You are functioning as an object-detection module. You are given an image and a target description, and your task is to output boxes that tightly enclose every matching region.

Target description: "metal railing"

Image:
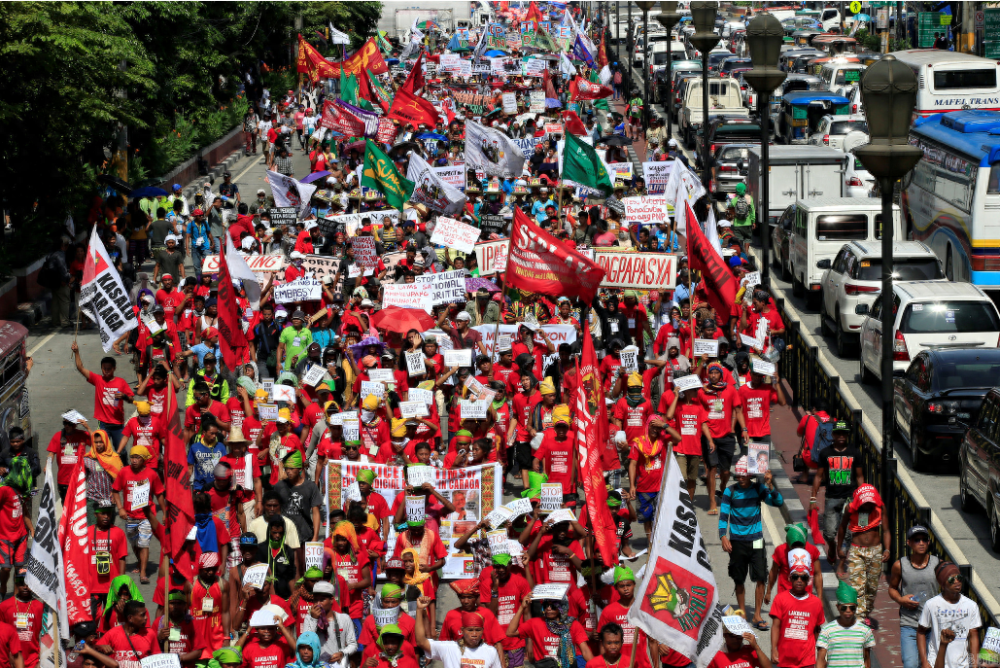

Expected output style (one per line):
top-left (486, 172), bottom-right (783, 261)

top-left (772, 294), bottom-right (998, 628)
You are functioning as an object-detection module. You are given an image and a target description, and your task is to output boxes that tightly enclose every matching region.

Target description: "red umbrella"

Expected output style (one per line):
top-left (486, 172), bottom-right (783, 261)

top-left (370, 306), bottom-right (436, 334)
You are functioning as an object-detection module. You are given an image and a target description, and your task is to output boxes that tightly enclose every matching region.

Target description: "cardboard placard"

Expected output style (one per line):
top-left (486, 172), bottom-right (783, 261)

top-left (304, 542), bottom-right (324, 570)
top-left (406, 351), bottom-right (426, 377)
top-left (485, 507), bottom-right (515, 529)
top-left (301, 254), bottom-right (341, 282)
top-left (242, 563), bottom-right (270, 589)
top-left (272, 385), bottom-right (296, 403)
top-left (302, 365), bottom-right (326, 387)
top-left (360, 380), bottom-right (385, 400)
top-left (257, 403), bottom-right (279, 422)
top-left (673, 375), bottom-right (703, 393)
top-left (61, 409), bottom-right (88, 424)
top-left (399, 401), bottom-right (429, 418)
top-left (460, 400), bottom-right (489, 420)
top-left (504, 498), bottom-right (534, 520)
top-left (430, 216), bottom-right (481, 254)
top-left (382, 283), bottom-right (433, 313)
top-left (693, 339), bottom-right (720, 357)
top-left (620, 346), bottom-right (639, 374)
top-left (547, 508), bottom-right (576, 525)
top-left (406, 495), bottom-right (426, 523)
top-left (743, 271), bottom-right (761, 288)
top-left (408, 387), bottom-right (434, 406)
top-left (532, 583), bottom-right (570, 600)
top-left (752, 359), bottom-right (776, 376)
top-left (444, 349), bottom-right (473, 368)
top-left (414, 269), bottom-right (467, 306)
top-left (274, 278), bottom-right (323, 304)
top-left (746, 442), bottom-right (770, 476)
top-left (540, 483), bottom-right (562, 513)
top-left (368, 369), bottom-right (395, 385)
top-left (407, 465), bottom-right (436, 488)
top-left (622, 195), bottom-right (669, 225)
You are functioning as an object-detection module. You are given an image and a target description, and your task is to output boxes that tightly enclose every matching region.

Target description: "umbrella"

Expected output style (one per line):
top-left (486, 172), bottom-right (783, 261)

top-left (371, 307), bottom-right (436, 334)
top-left (485, 49), bottom-right (507, 57)
top-left (853, 13), bottom-right (871, 22)
top-left (386, 58), bottom-right (400, 66)
top-left (128, 186), bottom-right (168, 199)
top-left (466, 278), bottom-right (500, 293)
top-left (414, 132), bottom-right (447, 142)
top-left (301, 171), bottom-right (331, 184)
top-left (597, 135), bottom-right (633, 147)
top-left (388, 141), bottom-right (425, 160)
top-left (351, 336), bottom-right (386, 362)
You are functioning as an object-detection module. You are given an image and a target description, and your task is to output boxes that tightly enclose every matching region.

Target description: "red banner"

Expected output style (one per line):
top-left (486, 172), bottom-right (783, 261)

top-left (569, 76), bottom-right (613, 101)
top-left (297, 35), bottom-right (339, 82)
top-left (686, 202), bottom-right (739, 319)
top-left (217, 244), bottom-right (250, 371)
top-left (507, 208), bottom-right (606, 303)
top-left (320, 100), bottom-right (366, 135)
top-left (59, 456), bottom-right (92, 626)
top-left (388, 87), bottom-right (440, 130)
top-left (331, 37), bottom-right (389, 77)
top-left (575, 328), bottom-right (619, 567)
top-left (401, 51), bottom-right (426, 95)
top-left (162, 388), bottom-right (196, 581)
top-left (560, 110), bottom-right (589, 136)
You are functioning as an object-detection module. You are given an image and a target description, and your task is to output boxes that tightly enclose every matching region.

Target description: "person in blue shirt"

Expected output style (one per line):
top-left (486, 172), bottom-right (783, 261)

top-left (531, 188), bottom-right (556, 223)
top-left (184, 327), bottom-right (222, 371)
top-left (187, 418), bottom-right (227, 491)
top-left (185, 209), bottom-right (213, 280)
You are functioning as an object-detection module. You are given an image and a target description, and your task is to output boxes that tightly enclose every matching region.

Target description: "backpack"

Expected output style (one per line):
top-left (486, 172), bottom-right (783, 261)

top-left (734, 196), bottom-right (750, 220)
top-left (809, 417), bottom-right (835, 461)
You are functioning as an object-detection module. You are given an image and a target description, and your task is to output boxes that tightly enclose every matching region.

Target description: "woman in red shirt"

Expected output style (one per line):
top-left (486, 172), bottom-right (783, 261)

top-left (709, 615), bottom-right (773, 668)
top-left (508, 593), bottom-right (595, 665)
top-left (534, 405), bottom-right (576, 503)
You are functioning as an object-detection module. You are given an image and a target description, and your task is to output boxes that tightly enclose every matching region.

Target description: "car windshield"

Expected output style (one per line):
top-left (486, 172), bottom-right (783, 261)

top-left (933, 360), bottom-right (1000, 389)
top-left (901, 301), bottom-right (1000, 334)
top-left (708, 53), bottom-right (731, 66)
top-left (830, 120), bottom-right (868, 135)
top-left (855, 258), bottom-right (942, 281)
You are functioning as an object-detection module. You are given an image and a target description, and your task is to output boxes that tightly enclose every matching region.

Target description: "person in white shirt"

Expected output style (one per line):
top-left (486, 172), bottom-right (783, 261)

top-left (414, 596), bottom-right (503, 668)
top-left (300, 580), bottom-right (358, 665)
top-left (917, 562), bottom-right (981, 668)
top-left (258, 116), bottom-right (273, 158)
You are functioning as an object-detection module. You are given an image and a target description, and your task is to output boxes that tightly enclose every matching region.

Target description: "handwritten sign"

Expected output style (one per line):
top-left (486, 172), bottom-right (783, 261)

top-left (540, 482), bottom-right (563, 513)
top-left (243, 563), bottom-right (270, 589)
top-left (533, 583), bottom-right (570, 600)
top-left (399, 401), bottom-right (429, 418)
top-left (408, 387), bottom-right (434, 406)
top-left (351, 236), bottom-right (378, 268)
top-left (722, 615), bottom-right (756, 639)
top-left (673, 374), bottom-right (704, 394)
top-left (547, 508), bottom-right (576, 525)
top-left (272, 385), bottom-right (296, 403)
top-left (505, 498), bottom-right (534, 519)
top-left (460, 400), bottom-right (489, 420)
top-left (345, 481), bottom-right (363, 502)
top-left (141, 656), bottom-right (181, 668)
top-left (274, 278), bottom-right (322, 304)
top-left (743, 271), bottom-right (761, 288)
top-left (61, 410), bottom-right (87, 424)
top-left (622, 195), bottom-right (669, 225)
top-left (752, 359), bottom-right (776, 376)
top-left (382, 283), bottom-right (433, 313)
top-left (257, 403), bottom-right (279, 422)
top-left (305, 542), bottom-right (324, 570)
top-left (131, 483), bottom-right (150, 510)
top-left (406, 495), bottom-right (426, 523)
top-left (360, 380), bottom-right (385, 400)
top-left (475, 239), bottom-right (510, 276)
top-left (414, 269), bottom-right (467, 306)
top-left (693, 338), bottom-right (720, 357)
top-left (620, 346), bottom-right (639, 374)
top-left (302, 364), bottom-right (326, 387)
top-left (485, 507), bottom-right (515, 529)
top-left (407, 466), bottom-right (436, 488)
top-left (502, 92), bottom-right (518, 114)
top-left (406, 351), bottom-right (426, 377)
top-left (368, 369), bottom-right (395, 385)
top-left (444, 349), bottom-right (473, 367)
top-left (430, 216), bottom-right (481, 254)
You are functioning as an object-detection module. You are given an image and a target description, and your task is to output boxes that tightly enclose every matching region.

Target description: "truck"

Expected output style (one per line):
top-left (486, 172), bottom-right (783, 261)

top-left (678, 77), bottom-right (750, 151)
top-left (378, 4), bottom-right (470, 39)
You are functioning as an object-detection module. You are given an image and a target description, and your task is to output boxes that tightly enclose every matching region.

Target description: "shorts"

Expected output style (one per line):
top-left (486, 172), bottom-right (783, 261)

top-left (125, 519), bottom-right (153, 549)
top-left (728, 540), bottom-right (767, 584)
top-left (824, 497), bottom-right (849, 542)
top-left (675, 454), bottom-right (700, 485)
top-left (507, 647), bottom-right (526, 668)
top-left (512, 441), bottom-right (534, 470)
top-left (0, 536), bottom-right (27, 569)
top-left (714, 434), bottom-right (737, 474)
top-left (637, 492), bottom-right (658, 523)
top-left (702, 434), bottom-right (724, 469)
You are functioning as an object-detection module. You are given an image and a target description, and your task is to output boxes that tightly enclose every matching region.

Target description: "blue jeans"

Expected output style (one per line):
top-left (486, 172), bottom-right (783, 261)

top-left (901, 625), bottom-right (923, 668)
top-left (100, 421), bottom-right (124, 461)
top-left (192, 247), bottom-right (208, 278)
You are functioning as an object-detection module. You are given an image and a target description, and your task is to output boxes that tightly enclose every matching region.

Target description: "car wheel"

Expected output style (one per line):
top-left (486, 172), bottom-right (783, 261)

top-left (991, 498), bottom-right (1000, 553)
top-left (835, 320), bottom-right (855, 358)
top-left (820, 310), bottom-right (832, 336)
top-left (959, 458), bottom-right (979, 512)
top-left (780, 256), bottom-right (791, 282)
top-left (771, 246), bottom-right (781, 269)
top-left (860, 357), bottom-right (875, 385)
top-left (910, 429), bottom-right (925, 472)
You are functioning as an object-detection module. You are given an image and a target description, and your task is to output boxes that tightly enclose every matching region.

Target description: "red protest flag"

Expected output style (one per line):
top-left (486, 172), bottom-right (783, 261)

top-left (161, 387), bottom-right (196, 581)
top-left (401, 51), bottom-right (426, 95)
top-left (685, 201), bottom-right (739, 319)
top-left (598, 33), bottom-right (609, 69)
top-left (59, 455), bottom-right (93, 626)
top-left (388, 87), bottom-right (440, 130)
top-left (507, 208), bottom-right (606, 303)
top-left (560, 110), bottom-right (589, 136)
top-left (297, 35), bottom-right (339, 81)
top-left (216, 240), bottom-right (250, 371)
top-left (525, 1), bottom-right (545, 26)
top-left (575, 330), bottom-right (619, 567)
top-left (543, 69), bottom-right (559, 101)
top-left (336, 38), bottom-right (389, 77)
top-left (569, 76), bottom-right (613, 101)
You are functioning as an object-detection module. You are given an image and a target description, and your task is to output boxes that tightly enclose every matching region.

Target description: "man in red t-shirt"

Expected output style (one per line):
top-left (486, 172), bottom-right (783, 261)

top-left (587, 623), bottom-right (650, 668)
top-left (709, 619), bottom-right (769, 668)
top-left (156, 274), bottom-right (185, 321)
top-left (111, 446), bottom-right (165, 585)
top-left (481, 554), bottom-right (530, 660)
top-left (183, 381), bottom-right (231, 443)
top-left (699, 362), bottom-right (747, 514)
top-left (525, 518), bottom-right (585, 589)
top-left (87, 504), bottom-right (129, 612)
top-left (0, 571), bottom-right (43, 668)
top-left (627, 417), bottom-right (680, 534)
top-left (0, 619), bottom-right (22, 668)
top-left (534, 406), bottom-right (576, 501)
top-left (0, 478), bottom-right (29, 597)
top-left (768, 565), bottom-right (824, 668)
top-left (119, 401), bottom-right (161, 470)
top-left (95, 600), bottom-right (160, 667)
top-left (739, 369), bottom-right (786, 445)
top-left (666, 385), bottom-right (714, 503)
top-left (72, 341), bottom-right (134, 450)
top-left (613, 373), bottom-right (655, 448)
top-left (46, 418), bottom-right (90, 500)
top-left (241, 613), bottom-right (296, 668)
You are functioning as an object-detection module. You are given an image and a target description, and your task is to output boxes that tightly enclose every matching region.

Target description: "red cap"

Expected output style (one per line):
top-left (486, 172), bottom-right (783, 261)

top-left (202, 327), bottom-right (219, 339)
top-left (461, 611), bottom-right (484, 628)
top-left (193, 208), bottom-right (204, 216)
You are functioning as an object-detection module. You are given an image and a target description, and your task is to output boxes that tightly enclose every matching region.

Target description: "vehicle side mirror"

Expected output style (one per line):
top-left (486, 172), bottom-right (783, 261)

top-left (817, 259), bottom-right (832, 269)
top-left (855, 304), bottom-right (869, 316)
top-left (892, 368), bottom-right (906, 378)
top-left (737, 159), bottom-right (746, 171)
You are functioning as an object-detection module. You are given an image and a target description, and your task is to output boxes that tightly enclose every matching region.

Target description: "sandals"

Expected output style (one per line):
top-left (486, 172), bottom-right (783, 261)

top-left (752, 620), bottom-right (769, 631)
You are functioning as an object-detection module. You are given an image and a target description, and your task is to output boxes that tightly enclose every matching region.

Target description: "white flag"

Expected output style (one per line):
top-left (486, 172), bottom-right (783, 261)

top-left (705, 206), bottom-right (723, 257)
top-left (626, 452), bottom-right (724, 668)
top-left (465, 120), bottom-right (527, 178)
top-left (78, 225), bottom-right (139, 352)
top-left (600, 65), bottom-right (613, 85)
top-left (664, 160), bottom-right (707, 234)
top-left (406, 153), bottom-right (467, 216)
top-left (226, 236), bottom-right (262, 310)
top-left (25, 460), bottom-right (70, 640)
top-left (560, 52), bottom-right (577, 77)
top-left (265, 169), bottom-right (316, 218)
top-left (329, 22), bottom-right (351, 45)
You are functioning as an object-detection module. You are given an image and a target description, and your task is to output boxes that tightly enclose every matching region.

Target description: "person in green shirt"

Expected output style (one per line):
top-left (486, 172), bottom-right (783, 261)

top-left (628, 95), bottom-right (644, 141)
top-left (728, 182), bottom-right (756, 244)
top-left (278, 309), bottom-right (313, 373)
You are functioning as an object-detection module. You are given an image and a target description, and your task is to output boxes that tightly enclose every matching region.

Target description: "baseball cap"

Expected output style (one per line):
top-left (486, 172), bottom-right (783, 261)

top-left (291, 309), bottom-right (306, 321)
top-left (313, 581), bottom-right (336, 595)
top-left (832, 420), bottom-right (851, 433)
top-left (456, 311), bottom-right (472, 322)
top-left (907, 525), bottom-right (930, 540)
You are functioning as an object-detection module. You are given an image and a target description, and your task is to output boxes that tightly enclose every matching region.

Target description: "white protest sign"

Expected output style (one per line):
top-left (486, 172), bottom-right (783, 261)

top-left (433, 165), bottom-right (466, 190)
top-left (407, 465), bottom-right (436, 488)
top-left (460, 400), bottom-right (489, 420)
top-left (643, 160), bottom-right (674, 195)
top-left (620, 346), bottom-right (639, 374)
top-left (444, 349), bottom-right (473, 368)
top-left (606, 162), bottom-right (634, 182)
top-left (302, 364), bottom-right (326, 387)
top-left (532, 583), bottom-right (570, 600)
top-left (406, 495), bottom-right (426, 523)
top-left (131, 483), bottom-right (150, 510)
top-left (504, 497), bottom-right (534, 519)
top-left (304, 542), bottom-right (324, 570)
top-left (540, 482), bottom-right (562, 513)
top-left (622, 195), bottom-right (669, 225)
top-left (352, 236), bottom-right (378, 268)
top-left (430, 216), bottom-right (481, 254)
top-left (752, 359), bottom-right (776, 376)
top-left (722, 615), bottom-right (756, 639)
top-left (360, 380), bottom-right (385, 400)
top-left (529, 89), bottom-right (545, 113)
top-left (485, 506), bottom-right (515, 529)
top-left (141, 656), bottom-right (181, 668)
top-left (673, 375), bottom-right (704, 393)
top-left (345, 481), bottom-right (363, 502)
top-left (487, 529), bottom-right (510, 555)
top-left (984, 628), bottom-right (1000, 654)
top-left (272, 385), bottom-right (296, 403)
top-left (61, 410), bottom-right (88, 424)
top-left (414, 269), bottom-right (467, 306)
top-left (408, 387), bottom-right (434, 406)
top-left (743, 271), bottom-right (761, 288)
top-left (740, 333), bottom-right (763, 349)
top-left (475, 239), bottom-right (510, 276)
top-left (399, 401), bottom-right (429, 418)
top-left (374, 603), bottom-right (401, 630)
top-left (243, 563), bottom-right (270, 589)
top-left (547, 508), bottom-right (576, 525)
top-left (369, 369), bottom-right (395, 385)
top-left (406, 351), bottom-right (426, 377)
top-left (382, 283), bottom-right (433, 313)
top-left (257, 403), bottom-right (279, 422)
top-left (693, 338), bottom-right (720, 357)
top-left (746, 442), bottom-right (770, 476)
top-left (502, 92), bottom-right (518, 114)
top-left (274, 278), bottom-right (322, 304)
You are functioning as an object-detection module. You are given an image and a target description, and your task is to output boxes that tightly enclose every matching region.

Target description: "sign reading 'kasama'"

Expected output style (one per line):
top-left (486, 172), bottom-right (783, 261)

top-left (594, 250), bottom-right (678, 290)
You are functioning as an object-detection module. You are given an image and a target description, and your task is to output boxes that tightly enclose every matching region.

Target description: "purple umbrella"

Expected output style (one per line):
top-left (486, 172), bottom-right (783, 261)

top-left (301, 171), bottom-right (331, 184)
top-left (350, 336), bottom-right (385, 362)
top-left (466, 277), bottom-right (500, 293)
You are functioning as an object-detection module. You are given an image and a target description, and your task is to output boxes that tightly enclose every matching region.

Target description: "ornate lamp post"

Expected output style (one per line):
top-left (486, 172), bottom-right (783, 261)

top-left (854, 55), bottom-right (922, 546)
top-left (655, 2), bottom-right (683, 142)
top-left (742, 12), bottom-right (786, 288)
top-left (689, 1), bottom-right (720, 190)
top-left (635, 2), bottom-right (657, 131)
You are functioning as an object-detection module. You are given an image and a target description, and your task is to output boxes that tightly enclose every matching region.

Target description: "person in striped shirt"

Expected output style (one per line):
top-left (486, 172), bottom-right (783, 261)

top-left (719, 456), bottom-right (783, 631)
top-left (817, 581), bottom-right (875, 668)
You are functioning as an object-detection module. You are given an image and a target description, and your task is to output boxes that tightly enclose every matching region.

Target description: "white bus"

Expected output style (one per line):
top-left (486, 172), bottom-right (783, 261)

top-left (893, 50), bottom-right (1000, 117)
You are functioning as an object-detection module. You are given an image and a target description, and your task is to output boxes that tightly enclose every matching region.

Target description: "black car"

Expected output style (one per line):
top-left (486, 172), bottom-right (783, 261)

top-left (960, 385), bottom-right (1000, 550)
top-left (696, 117), bottom-right (761, 171)
top-left (894, 349), bottom-right (1000, 471)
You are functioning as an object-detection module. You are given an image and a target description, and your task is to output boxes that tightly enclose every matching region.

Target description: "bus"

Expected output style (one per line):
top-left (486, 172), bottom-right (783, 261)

top-left (893, 50), bottom-right (1000, 117)
top-left (905, 110), bottom-right (1000, 297)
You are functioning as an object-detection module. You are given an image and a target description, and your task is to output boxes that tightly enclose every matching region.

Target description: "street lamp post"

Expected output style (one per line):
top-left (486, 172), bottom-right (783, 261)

top-left (636, 2), bottom-right (656, 131)
top-left (689, 1), bottom-right (720, 191)
top-left (626, 1), bottom-right (635, 99)
top-left (656, 2), bottom-right (683, 144)
top-left (743, 12), bottom-right (786, 289)
top-left (854, 55), bottom-right (922, 553)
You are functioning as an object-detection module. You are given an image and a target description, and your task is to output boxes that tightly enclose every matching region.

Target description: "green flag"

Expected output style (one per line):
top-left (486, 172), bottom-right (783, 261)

top-left (341, 64), bottom-right (359, 106)
top-left (367, 70), bottom-right (392, 111)
top-left (563, 132), bottom-right (613, 196)
top-left (362, 139), bottom-right (414, 211)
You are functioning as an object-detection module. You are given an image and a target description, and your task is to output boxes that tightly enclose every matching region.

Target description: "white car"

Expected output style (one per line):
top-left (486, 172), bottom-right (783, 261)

top-left (842, 131), bottom-right (875, 198)
top-left (834, 85), bottom-right (864, 116)
top-left (858, 281), bottom-right (1000, 383)
top-left (819, 240), bottom-right (942, 357)
top-left (807, 114), bottom-right (869, 151)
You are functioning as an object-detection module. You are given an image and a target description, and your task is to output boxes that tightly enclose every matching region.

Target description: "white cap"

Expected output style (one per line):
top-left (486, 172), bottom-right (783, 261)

top-left (241, 236), bottom-right (255, 250)
top-left (290, 251), bottom-right (305, 260)
top-left (249, 609), bottom-right (280, 627)
top-left (668, 138), bottom-right (678, 148)
top-left (304, 221), bottom-right (318, 231)
top-left (361, 298), bottom-right (374, 308)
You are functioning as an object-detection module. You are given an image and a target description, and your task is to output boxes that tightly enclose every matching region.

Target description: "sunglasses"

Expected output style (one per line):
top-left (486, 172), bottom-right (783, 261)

top-left (344, 446), bottom-right (360, 451)
top-left (947, 574), bottom-right (964, 585)
top-left (911, 536), bottom-right (929, 544)
top-left (789, 573), bottom-right (809, 582)
top-left (838, 605), bottom-right (857, 612)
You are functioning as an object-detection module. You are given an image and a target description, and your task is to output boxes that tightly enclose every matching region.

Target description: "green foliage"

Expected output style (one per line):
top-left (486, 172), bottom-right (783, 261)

top-left (853, 28), bottom-right (884, 53)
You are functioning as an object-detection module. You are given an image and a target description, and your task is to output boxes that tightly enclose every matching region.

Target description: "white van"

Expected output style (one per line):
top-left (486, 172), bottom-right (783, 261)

top-left (789, 197), bottom-right (902, 306)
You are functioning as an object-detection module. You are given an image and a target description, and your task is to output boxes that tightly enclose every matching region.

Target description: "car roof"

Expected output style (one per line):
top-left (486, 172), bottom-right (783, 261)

top-left (895, 281), bottom-right (989, 301)
top-left (798, 196), bottom-right (894, 209)
top-left (847, 240), bottom-right (933, 258)
top-left (921, 348), bottom-right (1000, 364)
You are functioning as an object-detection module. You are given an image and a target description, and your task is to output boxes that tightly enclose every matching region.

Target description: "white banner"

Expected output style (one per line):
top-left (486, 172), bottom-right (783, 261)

top-left (465, 120), bottom-right (526, 178)
top-left (472, 324), bottom-right (576, 362)
top-left (512, 136), bottom-right (545, 160)
top-left (79, 225), bottom-right (139, 352)
top-left (433, 165), bottom-right (466, 191)
top-left (440, 54), bottom-right (461, 73)
top-left (430, 216), bottom-right (481, 254)
top-left (643, 161), bottom-right (674, 196)
top-left (274, 278), bottom-right (322, 304)
top-left (382, 283), bottom-right (433, 313)
top-left (593, 250), bottom-right (679, 290)
top-left (475, 239), bottom-right (510, 276)
top-left (529, 89), bottom-right (546, 113)
top-left (202, 254), bottom-right (285, 274)
top-left (622, 195), bottom-right (669, 225)
top-left (407, 153), bottom-right (467, 216)
top-left (326, 460), bottom-right (503, 578)
top-left (414, 269), bottom-right (467, 306)
top-left (664, 160), bottom-right (707, 234)
top-left (265, 169), bottom-right (316, 218)
top-left (25, 460), bottom-right (69, 639)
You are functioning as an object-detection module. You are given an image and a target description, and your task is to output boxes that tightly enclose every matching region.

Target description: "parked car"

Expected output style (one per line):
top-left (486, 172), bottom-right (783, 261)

top-left (959, 385), bottom-right (1000, 549)
top-left (771, 204), bottom-right (796, 281)
top-left (858, 281), bottom-right (1000, 384)
top-left (842, 131), bottom-right (874, 197)
top-left (896, 349), bottom-right (1000, 471)
top-left (819, 240), bottom-right (942, 356)
top-left (656, 61), bottom-right (701, 108)
top-left (711, 142), bottom-right (756, 196)
top-left (834, 85), bottom-right (864, 115)
top-left (807, 114), bottom-right (869, 150)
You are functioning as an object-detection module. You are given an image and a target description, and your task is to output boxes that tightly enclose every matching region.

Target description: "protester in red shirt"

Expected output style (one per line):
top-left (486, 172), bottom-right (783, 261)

top-left (0, 476), bottom-right (30, 595)
top-left (480, 553), bottom-right (530, 661)
top-left (95, 600), bottom-right (160, 666)
top-left (156, 274), bottom-right (185, 321)
top-left (667, 384), bottom-right (714, 504)
top-left (240, 614), bottom-right (295, 668)
top-left (87, 504), bottom-right (129, 609)
top-left (597, 566), bottom-right (649, 662)
top-left (627, 415), bottom-right (680, 534)
top-left (699, 361), bottom-right (747, 514)
top-left (612, 373), bottom-right (655, 447)
top-left (768, 565), bottom-right (824, 668)
top-left (709, 616), bottom-right (773, 668)
top-left (526, 516), bottom-right (585, 589)
top-left (0, 620), bottom-right (22, 668)
top-left (72, 341), bottom-right (134, 449)
top-left (766, 524), bottom-right (822, 603)
top-left (511, 376), bottom-right (543, 488)
top-left (0, 571), bottom-right (43, 668)
top-left (439, 579), bottom-right (506, 647)
top-left (587, 623), bottom-right (650, 668)
top-left (111, 445), bottom-right (165, 585)
top-left (534, 405), bottom-right (576, 500)
top-left (507, 593), bottom-right (594, 664)
top-left (152, 593), bottom-right (200, 668)
top-left (739, 369), bottom-right (786, 445)
top-left (46, 418), bottom-right (90, 500)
